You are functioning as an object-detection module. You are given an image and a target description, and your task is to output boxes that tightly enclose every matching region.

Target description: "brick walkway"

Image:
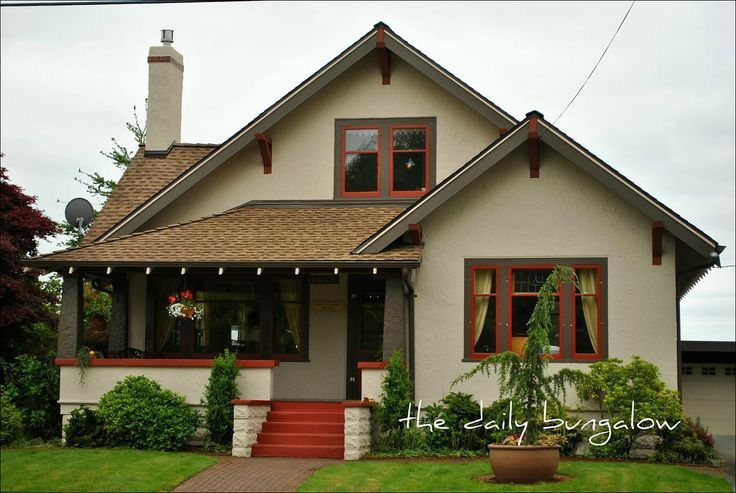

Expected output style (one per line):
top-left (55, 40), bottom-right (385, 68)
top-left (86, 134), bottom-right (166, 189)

top-left (174, 456), bottom-right (339, 492)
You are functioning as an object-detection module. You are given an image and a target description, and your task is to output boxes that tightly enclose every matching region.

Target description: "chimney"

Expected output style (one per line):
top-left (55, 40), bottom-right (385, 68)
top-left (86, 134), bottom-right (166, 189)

top-left (145, 29), bottom-right (183, 153)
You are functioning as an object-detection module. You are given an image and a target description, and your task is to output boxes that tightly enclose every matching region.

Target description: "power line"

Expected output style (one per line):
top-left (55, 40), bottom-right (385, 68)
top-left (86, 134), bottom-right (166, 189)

top-left (1, 0), bottom-right (243, 7)
top-left (551, 1), bottom-right (635, 125)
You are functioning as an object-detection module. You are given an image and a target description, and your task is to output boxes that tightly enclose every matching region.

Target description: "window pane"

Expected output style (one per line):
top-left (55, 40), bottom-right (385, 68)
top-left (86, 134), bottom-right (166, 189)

top-left (346, 129), bottom-right (378, 152)
top-left (511, 296), bottom-right (560, 354)
top-left (393, 128), bottom-right (426, 150)
top-left (473, 269), bottom-right (495, 294)
top-left (156, 278), bottom-right (184, 352)
top-left (473, 296), bottom-right (496, 353)
top-left (345, 153), bottom-right (378, 192)
top-left (196, 281), bottom-right (260, 354)
top-left (514, 269), bottom-right (552, 293)
top-left (359, 289), bottom-right (384, 354)
top-left (392, 151), bottom-right (426, 191)
top-left (273, 279), bottom-right (302, 355)
top-left (574, 297), bottom-right (596, 354)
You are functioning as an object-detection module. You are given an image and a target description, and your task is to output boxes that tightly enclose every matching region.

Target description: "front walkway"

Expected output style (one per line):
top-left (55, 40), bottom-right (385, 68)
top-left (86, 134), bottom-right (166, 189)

top-left (174, 456), bottom-right (339, 492)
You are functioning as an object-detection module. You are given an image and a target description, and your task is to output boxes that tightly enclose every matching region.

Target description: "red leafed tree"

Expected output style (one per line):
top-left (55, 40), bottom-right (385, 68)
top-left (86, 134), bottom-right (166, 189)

top-left (0, 164), bottom-right (60, 359)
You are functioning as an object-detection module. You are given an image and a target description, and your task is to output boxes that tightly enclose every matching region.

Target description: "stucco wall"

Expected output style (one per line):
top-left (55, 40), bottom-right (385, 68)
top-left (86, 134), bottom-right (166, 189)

top-left (143, 54), bottom-right (499, 229)
top-left (272, 275), bottom-right (348, 400)
top-left (126, 272), bottom-right (147, 350)
top-left (413, 146), bottom-right (678, 405)
top-left (681, 364), bottom-right (736, 436)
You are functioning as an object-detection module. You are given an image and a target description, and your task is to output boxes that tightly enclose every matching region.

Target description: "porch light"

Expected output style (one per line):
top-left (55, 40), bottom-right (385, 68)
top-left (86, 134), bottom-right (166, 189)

top-left (68, 266), bottom-right (75, 274)
top-left (334, 267), bottom-right (339, 275)
top-left (294, 267), bottom-right (300, 275)
top-left (180, 267), bottom-right (187, 275)
top-left (257, 267), bottom-right (262, 276)
top-left (106, 267), bottom-right (113, 275)
top-left (372, 267), bottom-right (378, 275)
top-left (145, 267), bottom-right (152, 275)
top-left (218, 267), bottom-right (224, 275)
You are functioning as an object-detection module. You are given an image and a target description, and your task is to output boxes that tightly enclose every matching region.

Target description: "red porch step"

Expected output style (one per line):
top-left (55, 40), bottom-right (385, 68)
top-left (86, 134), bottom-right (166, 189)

top-left (251, 401), bottom-right (345, 459)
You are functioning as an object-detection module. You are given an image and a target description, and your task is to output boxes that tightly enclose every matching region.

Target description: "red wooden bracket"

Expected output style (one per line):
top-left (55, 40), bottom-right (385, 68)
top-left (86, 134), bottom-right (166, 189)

top-left (408, 223), bottom-right (422, 245)
top-left (652, 221), bottom-right (664, 265)
top-left (255, 133), bottom-right (272, 174)
top-left (528, 117), bottom-right (540, 178)
top-left (376, 27), bottom-right (391, 85)
top-left (498, 128), bottom-right (509, 136)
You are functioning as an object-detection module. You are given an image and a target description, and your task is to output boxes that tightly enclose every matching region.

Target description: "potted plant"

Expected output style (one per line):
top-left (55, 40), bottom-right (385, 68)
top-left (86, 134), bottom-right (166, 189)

top-left (167, 290), bottom-right (202, 320)
top-left (453, 265), bottom-right (580, 483)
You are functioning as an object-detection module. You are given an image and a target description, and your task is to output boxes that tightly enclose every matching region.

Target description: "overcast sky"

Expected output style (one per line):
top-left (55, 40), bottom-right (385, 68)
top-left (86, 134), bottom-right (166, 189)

top-left (1, 1), bottom-right (734, 341)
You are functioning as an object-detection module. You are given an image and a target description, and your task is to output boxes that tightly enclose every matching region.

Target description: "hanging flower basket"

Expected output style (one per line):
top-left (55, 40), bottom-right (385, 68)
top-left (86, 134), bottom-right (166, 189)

top-left (167, 290), bottom-right (202, 319)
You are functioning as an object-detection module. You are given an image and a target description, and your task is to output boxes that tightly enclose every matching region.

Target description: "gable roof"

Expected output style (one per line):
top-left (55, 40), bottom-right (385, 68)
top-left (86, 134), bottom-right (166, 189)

top-left (355, 112), bottom-right (723, 265)
top-left (28, 204), bottom-right (421, 268)
top-left (94, 22), bottom-right (517, 243)
top-left (84, 143), bottom-right (216, 244)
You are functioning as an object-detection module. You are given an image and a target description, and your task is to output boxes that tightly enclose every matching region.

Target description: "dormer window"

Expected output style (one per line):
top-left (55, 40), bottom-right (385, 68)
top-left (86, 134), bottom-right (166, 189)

top-left (336, 118), bottom-right (435, 199)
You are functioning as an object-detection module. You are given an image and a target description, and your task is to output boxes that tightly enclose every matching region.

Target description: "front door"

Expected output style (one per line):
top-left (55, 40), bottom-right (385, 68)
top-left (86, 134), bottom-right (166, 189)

top-left (346, 276), bottom-right (386, 400)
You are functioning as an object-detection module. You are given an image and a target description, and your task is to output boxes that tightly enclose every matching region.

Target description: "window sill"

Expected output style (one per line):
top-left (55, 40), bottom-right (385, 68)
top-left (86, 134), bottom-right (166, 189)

top-left (462, 357), bottom-right (603, 364)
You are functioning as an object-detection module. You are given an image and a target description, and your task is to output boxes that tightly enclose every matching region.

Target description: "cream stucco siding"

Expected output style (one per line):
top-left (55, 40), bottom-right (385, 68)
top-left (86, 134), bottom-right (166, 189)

top-left (143, 54), bottom-right (499, 229)
top-left (413, 147), bottom-right (677, 405)
top-left (272, 275), bottom-right (348, 400)
top-left (126, 272), bottom-right (147, 350)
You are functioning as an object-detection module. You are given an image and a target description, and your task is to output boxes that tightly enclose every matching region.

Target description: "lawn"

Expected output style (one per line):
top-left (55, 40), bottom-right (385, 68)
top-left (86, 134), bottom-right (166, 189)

top-left (0, 447), bottom-right (218, 492)
top-left (298, 458), bottom-right (732, 492)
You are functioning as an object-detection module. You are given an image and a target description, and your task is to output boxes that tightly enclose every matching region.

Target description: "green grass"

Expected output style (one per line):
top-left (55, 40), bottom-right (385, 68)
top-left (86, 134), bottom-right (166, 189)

top-left (0, 447), bottom-right (218, 492)
top-left (298, 459), bottom-right (732, 492)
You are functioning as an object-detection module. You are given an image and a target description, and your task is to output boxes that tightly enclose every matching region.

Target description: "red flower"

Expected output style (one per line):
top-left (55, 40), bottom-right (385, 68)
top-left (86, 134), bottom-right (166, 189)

top-left (168, 295), bottom-right (176, 304)
top-left (181, 290), bottom-right (193, 300)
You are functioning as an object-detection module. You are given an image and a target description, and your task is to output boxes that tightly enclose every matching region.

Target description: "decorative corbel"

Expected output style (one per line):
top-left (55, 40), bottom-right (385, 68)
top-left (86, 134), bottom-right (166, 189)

top-left (528, 116), bottom-right (540, 178)
top-left (652, 221), bottom-right (664, 265)
top-left (377, 27), bottom-right (391, 85)
top-left (255, 133), bottom-right (272, 174)
top-left (408, 223), bottom-right (422, 245)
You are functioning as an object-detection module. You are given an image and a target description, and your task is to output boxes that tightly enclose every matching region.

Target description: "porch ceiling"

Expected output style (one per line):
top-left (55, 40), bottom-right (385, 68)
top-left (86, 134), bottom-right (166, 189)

top-left (25, 204), bottom-right (422, 268)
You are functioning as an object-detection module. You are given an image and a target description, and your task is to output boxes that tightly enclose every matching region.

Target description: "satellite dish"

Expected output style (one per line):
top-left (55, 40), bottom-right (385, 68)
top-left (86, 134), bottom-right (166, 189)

top-left (65, 198), bottom-right (95, 232)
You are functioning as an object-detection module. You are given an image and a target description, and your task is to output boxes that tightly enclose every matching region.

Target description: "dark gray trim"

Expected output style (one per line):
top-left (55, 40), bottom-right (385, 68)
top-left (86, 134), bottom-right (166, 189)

top-left (57, 275), bottom-right (83, 358)
top-left (333, 117), bottom-right (437, 199)
top-left (27, 260), bottom-right (421, 269)
top-left (356, 121), bottom-right (529, 253)
top-left (99, 24), bottom-right (516, 241)
top-left (680, 341), bottom-right (736, 353)
top-left (237, 199), bottom-right (415, 209)
top-left (463, 258), bottom-right (609, 363)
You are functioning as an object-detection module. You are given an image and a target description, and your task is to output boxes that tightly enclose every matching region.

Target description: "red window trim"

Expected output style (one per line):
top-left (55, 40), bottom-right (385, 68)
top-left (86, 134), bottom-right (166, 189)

top-left (470, 265), bottom-right (500, 359)
top-left (507, 265), bottom-right (564, 360)
top-left (389, 124), bottom-right (430, 198)
top-left (571, 264), bottom-right (603, 361)
top-left (340, 126), bottom-right (381, 198)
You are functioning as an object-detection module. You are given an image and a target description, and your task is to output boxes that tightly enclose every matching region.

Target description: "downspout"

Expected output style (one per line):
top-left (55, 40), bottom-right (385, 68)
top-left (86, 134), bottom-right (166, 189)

top-left (402, 268), bottom-right (416, 399)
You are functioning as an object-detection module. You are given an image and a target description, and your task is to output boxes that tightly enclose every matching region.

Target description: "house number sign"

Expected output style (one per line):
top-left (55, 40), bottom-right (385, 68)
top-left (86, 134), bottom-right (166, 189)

top-left (311, 301), bottom-right (345, 312)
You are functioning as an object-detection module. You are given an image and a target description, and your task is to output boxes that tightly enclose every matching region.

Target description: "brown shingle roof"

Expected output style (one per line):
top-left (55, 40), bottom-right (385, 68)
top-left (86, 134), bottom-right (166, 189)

top-left (31, 205), bottom-right (421, 266)
top-left (83, 144), bottom-right (216, 244)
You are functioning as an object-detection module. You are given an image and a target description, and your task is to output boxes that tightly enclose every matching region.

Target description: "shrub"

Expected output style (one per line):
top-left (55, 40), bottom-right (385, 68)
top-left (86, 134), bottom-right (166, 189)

top-left (575, 356), bottom-right (685, 458)
top-left (375, 351), bottom-right (413, 432)
top-left (0, 392), bottom-right (24, 445)
top-left (202, 350), bottom-right (240, 446)
top-left (423, 392), bottom-right (493, 452)
top-left (63, 407), bottom-right (106, 448)
top-left (97, 375), bottom-right (199, 451)
top-left (373, 427), bottom-right (432, 456)
top-left (1, 353), bottom-right (60, 439)
top-left (656, 416), bottom-right (719, 464)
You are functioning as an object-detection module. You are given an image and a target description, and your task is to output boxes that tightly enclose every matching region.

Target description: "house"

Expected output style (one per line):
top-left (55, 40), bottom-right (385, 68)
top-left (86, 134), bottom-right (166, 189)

top-left (26, 23), bottom-right (725, 460)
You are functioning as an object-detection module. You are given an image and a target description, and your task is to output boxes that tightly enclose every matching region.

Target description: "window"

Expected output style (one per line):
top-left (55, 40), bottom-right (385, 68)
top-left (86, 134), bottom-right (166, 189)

top-left (153, 276), bottom-right (307, 360)
top-left (390, 126), bottom-right (429, 197)
top-left (336, 118), bottom-right (435, 199)
top-left (464, 258), bottom-right (607, 362)
top-left (358, 288), bottom-right (385, 359)
top-left (342, 127), bottom-right (380, 197)
top-left (701, 367), bottom-right (716, 376)
top-left (726, 367), bottom-right (736, 376)
top-left (681, 366), bottom-right (693, 375)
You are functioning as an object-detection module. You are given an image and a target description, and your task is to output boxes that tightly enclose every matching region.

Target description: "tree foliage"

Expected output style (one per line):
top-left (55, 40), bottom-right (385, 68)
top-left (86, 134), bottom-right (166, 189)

top-left (202, 350), bottom-right (240, 447)
top-left (0, 165), bottom-right (60, 360)
top-left (376, 351), bottom-right (414, 432)
top-left (453, 265), bottom-right (582, 445)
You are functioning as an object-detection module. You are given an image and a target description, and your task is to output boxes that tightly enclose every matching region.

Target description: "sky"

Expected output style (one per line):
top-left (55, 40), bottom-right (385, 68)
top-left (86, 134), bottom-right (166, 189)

top-left (1, 1), bottom-right (734, 341)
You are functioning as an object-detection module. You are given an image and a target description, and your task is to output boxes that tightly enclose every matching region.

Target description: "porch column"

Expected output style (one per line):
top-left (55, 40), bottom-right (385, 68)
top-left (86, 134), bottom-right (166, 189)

top-left (108, 277), bottom-right (128, 353)
top-left (57, 274), bottom-right (83, 358)
top-left (382, 273), bottom-right (406, 361)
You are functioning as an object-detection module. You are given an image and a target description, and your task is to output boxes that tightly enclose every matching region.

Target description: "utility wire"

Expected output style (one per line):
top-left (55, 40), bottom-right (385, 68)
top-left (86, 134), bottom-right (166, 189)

top-left (551, 1), bottom-right (635, 125)
top-left (1, 0), bottom-right (242, 7)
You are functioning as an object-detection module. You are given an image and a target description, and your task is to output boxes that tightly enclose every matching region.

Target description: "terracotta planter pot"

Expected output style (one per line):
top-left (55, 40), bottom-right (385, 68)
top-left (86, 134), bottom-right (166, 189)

top-left (182, 307), bottom-right (195, 318)
top-left (488, 444), bottom-right (560, 483)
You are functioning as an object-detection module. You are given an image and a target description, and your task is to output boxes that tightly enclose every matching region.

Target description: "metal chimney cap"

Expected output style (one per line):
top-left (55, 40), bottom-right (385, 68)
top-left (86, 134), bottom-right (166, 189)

top-left (161, 29), bottom-right (174, 45)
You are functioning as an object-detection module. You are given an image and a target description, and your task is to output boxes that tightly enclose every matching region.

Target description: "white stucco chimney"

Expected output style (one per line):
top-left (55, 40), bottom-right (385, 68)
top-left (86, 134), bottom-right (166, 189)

top-left (145, 29), bottom-right (183, 153)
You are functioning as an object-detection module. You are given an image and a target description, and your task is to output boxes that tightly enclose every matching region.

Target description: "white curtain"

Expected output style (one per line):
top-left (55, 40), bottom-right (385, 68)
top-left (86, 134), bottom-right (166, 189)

top-left (577, 269), bottom-right (599, 353)
top-left (473, 270), bottom-right (494, 345)
top-left (278, 279), bottom-right (301, 351)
